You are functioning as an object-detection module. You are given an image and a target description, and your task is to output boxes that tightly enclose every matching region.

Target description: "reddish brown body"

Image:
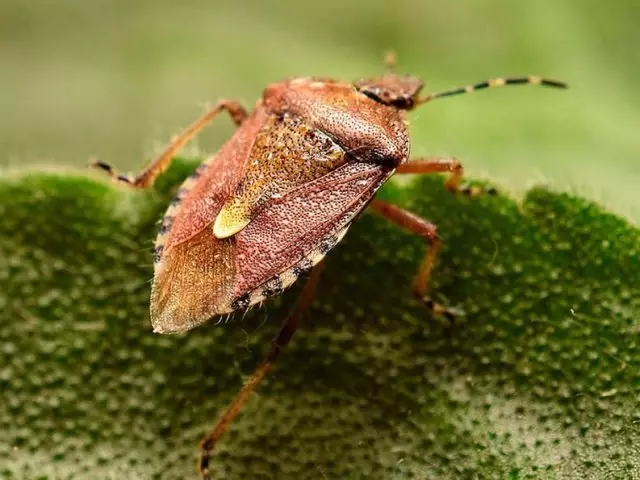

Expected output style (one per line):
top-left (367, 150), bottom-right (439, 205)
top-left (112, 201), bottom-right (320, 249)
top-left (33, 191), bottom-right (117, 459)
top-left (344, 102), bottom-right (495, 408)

top-left (152, 77), bottom-right (410, 333)
top-left (92, 61), bottom-right (566, 479)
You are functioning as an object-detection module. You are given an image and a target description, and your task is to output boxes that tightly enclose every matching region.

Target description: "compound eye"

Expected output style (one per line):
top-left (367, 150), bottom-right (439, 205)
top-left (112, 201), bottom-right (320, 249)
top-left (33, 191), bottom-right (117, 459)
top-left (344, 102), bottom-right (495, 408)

top-left (390, 96), bottom-right (414, 109)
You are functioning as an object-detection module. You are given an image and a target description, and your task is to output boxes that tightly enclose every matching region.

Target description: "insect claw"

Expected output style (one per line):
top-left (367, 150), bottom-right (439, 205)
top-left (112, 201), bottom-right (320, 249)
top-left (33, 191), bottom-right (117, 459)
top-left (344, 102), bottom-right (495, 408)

top-left (89, 158), bottom-right (111, 172)
top-left (117, 174), bottom-right (133, 184)
top-left (458, 183), bottom-right (497, 198)
top-left (89, 157), bottom-right (138, 186)
top-left (422, 296), bottom-right (465, 323)
top-left (446, 305), bottom-right (467, 318)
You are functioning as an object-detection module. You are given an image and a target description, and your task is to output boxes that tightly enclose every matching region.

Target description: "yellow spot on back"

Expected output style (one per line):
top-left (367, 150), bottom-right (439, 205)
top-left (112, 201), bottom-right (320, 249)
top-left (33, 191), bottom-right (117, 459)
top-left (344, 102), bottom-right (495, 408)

top-left (213, 201), bottom-right (252, 239)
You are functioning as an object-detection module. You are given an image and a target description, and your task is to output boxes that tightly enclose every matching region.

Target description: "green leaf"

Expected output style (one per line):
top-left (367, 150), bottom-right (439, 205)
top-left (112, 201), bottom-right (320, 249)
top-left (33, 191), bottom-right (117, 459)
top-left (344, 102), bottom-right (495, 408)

top-left (1, 159), bottom-right (639, 479)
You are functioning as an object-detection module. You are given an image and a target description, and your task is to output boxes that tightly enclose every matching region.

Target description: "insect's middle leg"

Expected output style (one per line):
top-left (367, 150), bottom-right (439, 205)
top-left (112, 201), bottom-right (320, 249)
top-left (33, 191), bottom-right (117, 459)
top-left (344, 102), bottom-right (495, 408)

top-left (396, 156), bottom-right (497, 197)
top-left (91, 99), bottom-right (248, 189)
top-left (199, 264), bottom-right (324, 480)
top-left (369, 199), bottom-right (462, 321)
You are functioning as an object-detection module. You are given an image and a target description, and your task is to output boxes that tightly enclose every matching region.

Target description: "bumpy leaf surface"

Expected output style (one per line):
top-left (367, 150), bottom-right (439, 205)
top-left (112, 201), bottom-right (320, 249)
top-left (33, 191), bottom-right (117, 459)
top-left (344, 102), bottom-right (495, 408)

top-left (1, 160), bottom-right (639, 479)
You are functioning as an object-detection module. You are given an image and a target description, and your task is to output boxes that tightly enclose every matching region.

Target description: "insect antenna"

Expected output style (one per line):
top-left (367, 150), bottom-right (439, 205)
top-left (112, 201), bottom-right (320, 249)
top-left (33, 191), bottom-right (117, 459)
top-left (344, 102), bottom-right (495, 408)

top-left (418, 76), bottom-right (568, 104)
top-left (383, 50), bottom-right (398, 71)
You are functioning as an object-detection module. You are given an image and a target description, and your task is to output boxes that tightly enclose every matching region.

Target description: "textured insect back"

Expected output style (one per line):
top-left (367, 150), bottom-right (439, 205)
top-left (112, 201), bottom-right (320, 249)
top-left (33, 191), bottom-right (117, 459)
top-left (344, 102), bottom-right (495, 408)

top-left (213, 113), bottom-right (347, 239)
top-left (264, 78), bottom-right (410, 166)
top-left (148, 108), bottom-right (272, 334)
top-left (238, 223), bottom-right (351, 310)
top-left (153, 163), bottom-right (210, 270)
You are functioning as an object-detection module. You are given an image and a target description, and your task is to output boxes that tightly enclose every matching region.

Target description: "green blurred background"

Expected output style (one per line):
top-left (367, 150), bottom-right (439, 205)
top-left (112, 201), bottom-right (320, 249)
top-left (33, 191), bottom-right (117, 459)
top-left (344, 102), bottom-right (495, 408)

top-left (1, 0), bottom-right (638, 219)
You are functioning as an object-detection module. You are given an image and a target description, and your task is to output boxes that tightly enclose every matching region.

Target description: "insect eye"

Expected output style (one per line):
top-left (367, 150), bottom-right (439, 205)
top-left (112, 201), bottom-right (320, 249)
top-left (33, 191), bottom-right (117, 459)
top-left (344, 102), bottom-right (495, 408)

top-left (390, 96), bottom-right (414, 109)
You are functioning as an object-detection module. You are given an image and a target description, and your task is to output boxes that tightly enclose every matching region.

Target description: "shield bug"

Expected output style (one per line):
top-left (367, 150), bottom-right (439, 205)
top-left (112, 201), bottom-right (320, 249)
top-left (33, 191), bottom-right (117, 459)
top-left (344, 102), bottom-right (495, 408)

top-left (92, 55), bottom-right (566, 479)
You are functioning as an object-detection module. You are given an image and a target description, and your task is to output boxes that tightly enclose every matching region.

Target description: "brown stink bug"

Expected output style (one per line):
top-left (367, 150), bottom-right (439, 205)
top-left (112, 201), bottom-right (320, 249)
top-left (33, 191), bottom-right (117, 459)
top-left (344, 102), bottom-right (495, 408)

top-left (92, 54), bottom-right (566, 479)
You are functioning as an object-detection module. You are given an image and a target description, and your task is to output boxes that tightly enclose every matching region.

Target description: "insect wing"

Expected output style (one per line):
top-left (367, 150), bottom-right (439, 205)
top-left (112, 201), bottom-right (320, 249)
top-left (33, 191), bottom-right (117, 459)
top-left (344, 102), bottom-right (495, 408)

top-left (150, 109), bottom-right (270, 333)
top-left (233, 161), bottom-right (390, 305)
top-left (150, 108), bottom-right (391, 333)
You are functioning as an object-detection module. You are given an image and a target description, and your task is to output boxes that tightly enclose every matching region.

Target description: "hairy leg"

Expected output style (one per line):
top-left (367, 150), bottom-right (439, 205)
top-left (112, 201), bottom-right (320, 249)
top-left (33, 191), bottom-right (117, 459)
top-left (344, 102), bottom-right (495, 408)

top-left (396, 156), bottom-right (497, 197)
top-left (199, 264), bottom-right (324, 480)
top-left (369, 199), bottom-right (462, 321)
top-left (91, 100), bottom-right (247, 188)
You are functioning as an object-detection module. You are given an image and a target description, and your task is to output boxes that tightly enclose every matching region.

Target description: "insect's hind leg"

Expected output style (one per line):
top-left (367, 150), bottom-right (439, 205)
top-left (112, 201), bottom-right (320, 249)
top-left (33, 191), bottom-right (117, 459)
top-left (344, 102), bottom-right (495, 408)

top-left (199, 264), bottom-right (324, 480)
top-left (396, 156), bottom-right (498, 197)
top-left (91, 99), bottom-right (248, 189)
top-left (369, 199), bottom-right (463, 321)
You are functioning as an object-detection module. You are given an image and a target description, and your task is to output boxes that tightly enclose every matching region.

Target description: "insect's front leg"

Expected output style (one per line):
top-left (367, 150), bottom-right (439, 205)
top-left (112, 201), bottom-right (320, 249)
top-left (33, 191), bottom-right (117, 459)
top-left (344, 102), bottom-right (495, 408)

top-left (91, 99), bottom-right (248, 189)
top-left (396, 156), bottom-right (497, 197)
top-left (369, 199), bottom-right (462, 321)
